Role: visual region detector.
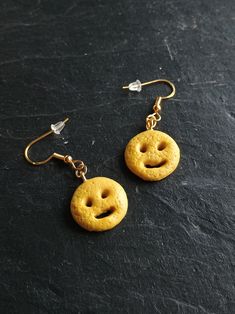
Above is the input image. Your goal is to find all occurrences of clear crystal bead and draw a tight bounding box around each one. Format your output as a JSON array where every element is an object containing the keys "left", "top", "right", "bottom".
[
  {"left": 128, "top": 80, "right": 142, "bottom": 92},
  {"left": 51, "top": 121, "right": 66, "bottom": 134}
]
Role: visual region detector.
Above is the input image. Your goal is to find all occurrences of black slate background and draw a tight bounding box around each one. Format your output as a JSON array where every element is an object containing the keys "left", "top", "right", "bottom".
[{"left": 0, "top": 0, "right": 234, "bottom": 313}]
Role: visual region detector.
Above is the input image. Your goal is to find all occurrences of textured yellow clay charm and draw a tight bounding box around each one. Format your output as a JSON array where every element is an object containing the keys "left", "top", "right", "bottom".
[
  {"left": 71, "top": 177, "right": 128, "bottom": 231},
  {"left": 125, "top": 130, "right": 180, "bottom": 181}
]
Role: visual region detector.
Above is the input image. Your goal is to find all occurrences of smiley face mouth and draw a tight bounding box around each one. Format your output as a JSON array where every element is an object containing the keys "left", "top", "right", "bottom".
[
  {"left": 95, "top": 207, "right": 115, "bottom": 219},
  {"left": 144, "top": 159, "right": 167, "bottom": 169}
]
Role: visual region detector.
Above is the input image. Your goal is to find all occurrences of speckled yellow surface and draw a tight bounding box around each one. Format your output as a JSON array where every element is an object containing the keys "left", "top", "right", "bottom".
[
  {"left": 71, "top": 177, "right": 128, "bottom": 231},
  {"left": 125, "top": 130, "right": 180, "bottom": 181}
]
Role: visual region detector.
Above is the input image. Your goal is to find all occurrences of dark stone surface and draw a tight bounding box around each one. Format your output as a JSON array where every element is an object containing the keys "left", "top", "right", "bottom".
[{"left": 0, "top": 0, "right": 234, "bottom": 313}]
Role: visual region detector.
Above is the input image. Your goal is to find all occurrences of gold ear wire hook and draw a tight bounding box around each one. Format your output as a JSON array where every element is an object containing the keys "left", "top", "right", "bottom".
[
  {"left": 24, "top": 118, "right": 69, "bottom": 165},
  {"left": 122, "top": 79, "right": 176, "bottom": 130},
  {"left": 122, "top": 79, "right": 176, "bottom": 99},
  {"left": 24, "top": 117, "right": 88, "bottom": 181}
]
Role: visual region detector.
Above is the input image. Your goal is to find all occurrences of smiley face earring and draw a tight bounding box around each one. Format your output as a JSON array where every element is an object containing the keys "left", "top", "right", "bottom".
[
  {"left": 122, "top": 79, "right": 180, "bottom": 181},
  {"left": 24, "top": 118, "right": 128, "bottom": 232}
]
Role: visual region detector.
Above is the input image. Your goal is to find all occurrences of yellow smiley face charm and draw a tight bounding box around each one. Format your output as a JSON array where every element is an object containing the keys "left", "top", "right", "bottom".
[
  {"left": 71, "top": 177, "right": 128, "bottom": 231},
  {"left": 125, "top": 130, "right": 180, "bottom": 181}
]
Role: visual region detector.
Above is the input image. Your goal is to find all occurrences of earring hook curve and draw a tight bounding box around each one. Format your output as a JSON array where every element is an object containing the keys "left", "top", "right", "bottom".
[
  {"left": 122, "top": 79, "right": 176, "bottom": 99},
  {"left": 24, "top": 118, "right": 69, "bottom": 165}
]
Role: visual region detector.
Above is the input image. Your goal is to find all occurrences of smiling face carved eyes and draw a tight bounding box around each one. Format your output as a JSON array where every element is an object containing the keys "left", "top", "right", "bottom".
[
  {"left": 71, "top": 177, "right": 128, "bottom": 232},
  {"left": 125, "top": 130, "right": 180, "bottom": 181}
]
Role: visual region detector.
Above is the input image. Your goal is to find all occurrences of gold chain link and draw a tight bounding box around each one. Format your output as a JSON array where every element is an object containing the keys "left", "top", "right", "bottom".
[
  {"left": 146, "top": 97, "right": 162, "bottom": 130},
  {"left": 64, "top": 155, "right": 87, "bottom": 181}
]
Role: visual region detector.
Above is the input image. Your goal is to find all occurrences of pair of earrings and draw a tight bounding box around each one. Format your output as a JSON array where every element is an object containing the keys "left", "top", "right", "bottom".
[{"left": 24, "top": 79, "right": 180, "bottom": 232}]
